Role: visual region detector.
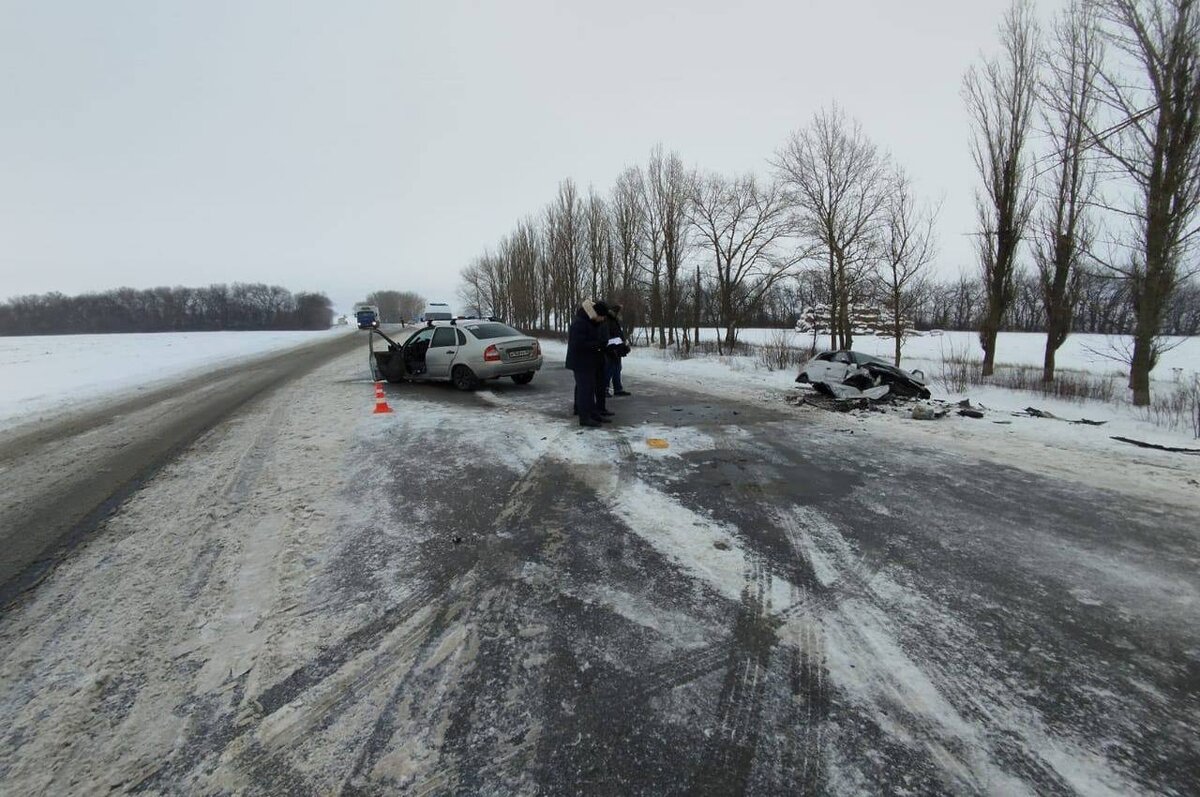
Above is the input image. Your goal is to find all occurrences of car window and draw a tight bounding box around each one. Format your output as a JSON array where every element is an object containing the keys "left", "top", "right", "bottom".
[
  {"left": 816, "top": 352, "right": 833, "bottom": 361},
  {"left": 407, "top": 328, "right": 436, "bottom": 346},
  {"left": 457, "top": 329, "right": 466, "bottom": 346},
  {"left": 852, "top": 352, "right": 887, "bottom": 366},
  {"left": 466, "top": 323, "right": 522, "bottom": 339},
  {"left": 431, "top": 327, "right": 456, "bottom": 348},
  {"left": 832, "top": 352, "right": 852, "bottom": 363}
]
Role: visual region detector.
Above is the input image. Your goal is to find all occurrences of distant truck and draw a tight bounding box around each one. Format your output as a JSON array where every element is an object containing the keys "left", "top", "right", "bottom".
[
  {"left": 422, "top": 302, "right": 453, "bottom": 322},
  {"left": 354, "top": 303, "right": 380, "bottom": 329}
]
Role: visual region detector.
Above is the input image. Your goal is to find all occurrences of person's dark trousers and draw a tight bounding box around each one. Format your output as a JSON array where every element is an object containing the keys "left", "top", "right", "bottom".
[
  {"left": 594, "top": 362, "right": 609, "bottom": 413},
  {"left": 574, "top": 366, "right": 597, "bottom": 422},
  {"left": 606, "top": 358, "right": 623, "bottom": 393}
]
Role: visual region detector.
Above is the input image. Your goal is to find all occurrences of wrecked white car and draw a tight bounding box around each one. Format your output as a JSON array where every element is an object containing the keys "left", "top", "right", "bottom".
[{"left": 796, "top": 350, "right": 931, "bottom": 400}]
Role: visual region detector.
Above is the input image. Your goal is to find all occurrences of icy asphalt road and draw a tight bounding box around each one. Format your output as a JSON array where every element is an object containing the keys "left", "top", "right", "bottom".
[
  {"left": 1, "top": 344, "right": 1197, "bottom": 795},
  {"left": 0, "top": 330, "right": 362, "bottom": 600}
]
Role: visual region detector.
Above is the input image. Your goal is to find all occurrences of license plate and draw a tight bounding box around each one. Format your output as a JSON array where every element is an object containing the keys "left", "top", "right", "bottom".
[{"left": 509, "top": 348, "right": 531, "bottom": 360}]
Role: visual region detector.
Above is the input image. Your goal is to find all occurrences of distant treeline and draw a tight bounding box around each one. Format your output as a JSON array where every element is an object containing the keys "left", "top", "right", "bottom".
[{"left": 0, "top": 284, "right": 335, "bottom": 336}]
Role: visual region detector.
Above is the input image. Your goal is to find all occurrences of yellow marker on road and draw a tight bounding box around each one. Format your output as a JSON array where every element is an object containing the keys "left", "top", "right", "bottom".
[{"left": 646, "top": 438, "right": 669, "bottom": 449}]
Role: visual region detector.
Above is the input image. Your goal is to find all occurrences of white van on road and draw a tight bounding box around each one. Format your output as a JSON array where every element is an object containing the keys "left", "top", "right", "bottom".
[{"left": 422, "top": 302, "right": 453, "bottom": 322}]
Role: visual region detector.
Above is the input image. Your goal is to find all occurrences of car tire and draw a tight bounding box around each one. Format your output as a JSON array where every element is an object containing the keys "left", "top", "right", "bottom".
[
  {"left": 452, "top": 365, "right": 478, "bottom": 391},
  {"left": 511, "top": 373, "right": 535, "bottom": 385},
  {"left": 796, "top": 372, "right": 809, "bottom": 383}
]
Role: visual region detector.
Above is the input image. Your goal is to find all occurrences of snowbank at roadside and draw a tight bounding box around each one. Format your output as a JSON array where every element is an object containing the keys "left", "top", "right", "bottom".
[{"left": 0, "top": 328, "right": 353, "bottom": 430}]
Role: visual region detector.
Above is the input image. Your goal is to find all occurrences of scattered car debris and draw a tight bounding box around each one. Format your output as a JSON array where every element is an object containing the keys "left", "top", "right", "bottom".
[
  {"left": 955, "top": 399, "right": 986, "bottom": 418},
  {"left": 1110, "top": 436, "right": 1200, "bottom": 455},
  {"left": 912, "top": 404, "right": 948, "bottom": 420},
  {"left": 1022, "top": 407, "right": 1107, "bottom": 425}
]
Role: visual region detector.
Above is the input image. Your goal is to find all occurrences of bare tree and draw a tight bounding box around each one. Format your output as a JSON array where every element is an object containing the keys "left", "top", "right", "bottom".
[
  {"left": 773, "top": 104, "right": 889, "bottom": 351},
  {"left": 645, "top": 145, "right": 693, "bottom": 347},
  {"left": 964, "top": 0, "right": 1041, "bottom": 376},
  {"left": 543, "top": 179, "right": 586, "bottom": 330},
  {"left": 366, "top": 290, "right": 405, "bottom": 323},
  {"left": 585, "top": 188, "right": 609, "bottom": 298},
  {"left": 637, "top": 159, "right": 667, "bottom": 346},
  {"left": 395, "top": 291, "right": 426, "bottom": 322},
  {"left": 1035, "top": 0, "right": 1102, "bottom": 382},
  {"left": 457, "top": 255, "right": 495, "bottom": 318},
  {"left": 876, "top": 170, "right": 939, "bottom": 366},
  {"left": 1090, "top": 0, "right": 1200, "bottom": 405},
  {"left": 609, "top": 167, "right": 644, "bottom": 300},
  {"left": 689, "top": 172, "right": 800, "bottom": 349},
  {"left": 505, "top": 219, "right": 541, "bottom": 329}
]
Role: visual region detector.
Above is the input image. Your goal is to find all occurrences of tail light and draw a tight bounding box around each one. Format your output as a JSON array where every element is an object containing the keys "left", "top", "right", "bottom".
[
  {"left": 533, "top": 340, "right": 541, "bottom": 356},
  {"left": 483, "top": 344, "right": 501, "bottom": 362}
]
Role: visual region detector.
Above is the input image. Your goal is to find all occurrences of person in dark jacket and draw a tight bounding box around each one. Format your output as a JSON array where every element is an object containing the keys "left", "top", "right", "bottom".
[
  {"left": 591, "top": 301, "right": 613, "bottom": 418},
  {"left": 603, "top": 304, "right": 631, "bottom": 397},
  {"left": 565, "top": 299, "right": 610, "bottom": 427}
]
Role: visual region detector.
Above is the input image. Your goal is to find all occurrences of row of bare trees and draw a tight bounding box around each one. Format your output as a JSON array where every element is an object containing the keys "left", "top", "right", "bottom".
[
  {"left": 461, "top": 130, "right": 942, "bottom": 365},
  {"left": 458, "top": 0, "right": 1198, "bottom": 402},
  {"left": 764, "top": 268, "right": 1198, "bottom": 335},
  {"left": 0, "top": 284, "right": 334, "bottom": 335},
  {"left": 966, "top": 0, "right": 1200, "bottom": 403}
]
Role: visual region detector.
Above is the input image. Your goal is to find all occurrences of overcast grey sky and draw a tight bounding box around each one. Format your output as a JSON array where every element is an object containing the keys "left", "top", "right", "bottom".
[{"left": 1, "top": 0, "right": 1040, "bottom": 313}]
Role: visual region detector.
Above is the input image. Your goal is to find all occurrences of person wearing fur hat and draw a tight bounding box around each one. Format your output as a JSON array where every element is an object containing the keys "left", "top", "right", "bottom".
[{"left": 565, "top": 298, "right": 612, "bottom": 428}]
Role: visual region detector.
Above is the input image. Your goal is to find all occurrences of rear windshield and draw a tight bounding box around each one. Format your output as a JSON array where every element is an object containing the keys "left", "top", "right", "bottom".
[
  {"left": 425, "top": 312, "right": 453, "bottom": 320},
  {"left": 466, "top": 323, "right": 522, "bottom": 339}
]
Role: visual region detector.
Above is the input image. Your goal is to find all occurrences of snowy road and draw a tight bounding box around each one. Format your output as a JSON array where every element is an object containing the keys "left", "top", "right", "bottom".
[
  {"left": 1, "top": 345, "right": 1197, "bottom": 795},
  {"left": 0, "top": 330, "right": 360, "bottom": 597}
]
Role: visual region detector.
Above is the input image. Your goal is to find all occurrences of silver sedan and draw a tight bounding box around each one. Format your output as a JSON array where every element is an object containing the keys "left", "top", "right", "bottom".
[{"left": 373, "top": 320, "right": 543, "bottom": 390}]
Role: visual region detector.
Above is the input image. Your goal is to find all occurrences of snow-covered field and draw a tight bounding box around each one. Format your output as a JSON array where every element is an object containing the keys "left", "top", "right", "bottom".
[
  {"left": 0, "top": 329, "right": 352, "bottom": 430},
  {"left": 616, "top": 330, "right": 1200, "bottom": 444}
]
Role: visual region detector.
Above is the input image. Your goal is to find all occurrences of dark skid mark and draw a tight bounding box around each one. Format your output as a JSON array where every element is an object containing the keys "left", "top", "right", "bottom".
[{"left": 690, "top": 558, "right": 782, "bottom": 795}]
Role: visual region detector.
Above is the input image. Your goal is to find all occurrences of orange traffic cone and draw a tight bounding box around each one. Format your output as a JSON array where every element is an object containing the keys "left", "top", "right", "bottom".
[{"left": 373, "top": 385, "right": 393, "bottom": 414}]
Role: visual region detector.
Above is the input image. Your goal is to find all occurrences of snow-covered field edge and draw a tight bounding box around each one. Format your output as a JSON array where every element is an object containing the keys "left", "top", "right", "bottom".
[
  {"left": 0, "top": 328, "right": 355, "bottom": 431},
  {"left": 617, "top": 330, "right": 1200, "bottom": 442}
]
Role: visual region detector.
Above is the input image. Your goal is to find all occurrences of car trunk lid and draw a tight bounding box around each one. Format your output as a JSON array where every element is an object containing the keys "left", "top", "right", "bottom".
[{"left": 492, "top": 337, "right": 538, "bottom": 364}]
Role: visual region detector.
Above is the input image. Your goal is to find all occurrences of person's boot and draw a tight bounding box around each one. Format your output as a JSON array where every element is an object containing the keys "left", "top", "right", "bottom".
[
  {"left": 597, "top": 409, "right": 614, "bottom": 416},
  {"left": 591, "top": 414, "right": 613, "bottom": 423},
  {"left": 614, "top": 390, "right": 631, "bottom": 396},
  {"left": 579, "top": 417, "right": 602, "bottom": 428}
]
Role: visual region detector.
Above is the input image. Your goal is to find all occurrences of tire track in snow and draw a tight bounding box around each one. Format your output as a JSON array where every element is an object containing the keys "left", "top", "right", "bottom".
[
  {"left": 771, "top": 503, "right": 1135, "bottom": 796},
  {"left": 691, "top": 552, "right": 780, "bottom": 794},
  {"left": 557, "top": 429, "right": 817, "bottom": 792}
]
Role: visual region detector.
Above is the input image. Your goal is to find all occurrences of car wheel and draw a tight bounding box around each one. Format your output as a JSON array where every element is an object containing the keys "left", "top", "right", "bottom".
[
  {"left": 796, "top": 372, "right": 809, "bottom": 383},
  {"left": 452, "top": 365, "right": 478, "bottom": 391},
  {"left": 511, "top": 373, "right": 535, "bottom": 385}
]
